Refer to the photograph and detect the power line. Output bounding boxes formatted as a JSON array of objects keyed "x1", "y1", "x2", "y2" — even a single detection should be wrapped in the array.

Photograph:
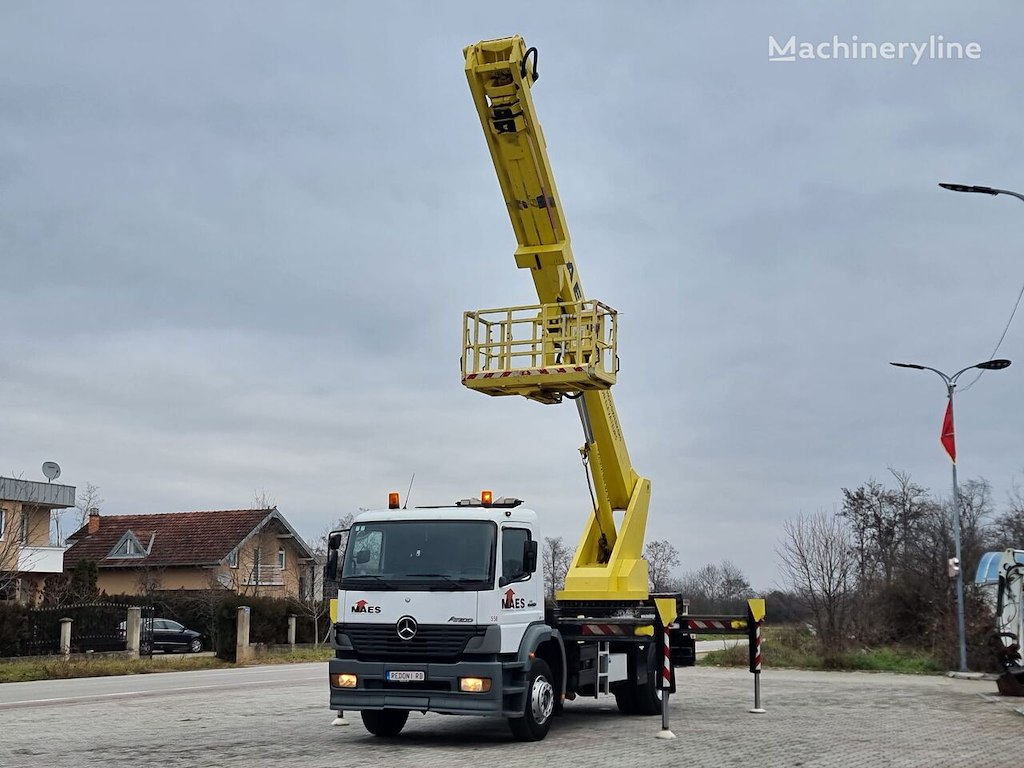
[{"x1": 959, "y1": 277, "x2": 1024, "y2": 393}]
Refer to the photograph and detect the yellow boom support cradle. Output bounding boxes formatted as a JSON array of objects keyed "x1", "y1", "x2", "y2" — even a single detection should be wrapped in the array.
[{"x1": 464, "y1": 36, "x2": 651, "y2": 600}]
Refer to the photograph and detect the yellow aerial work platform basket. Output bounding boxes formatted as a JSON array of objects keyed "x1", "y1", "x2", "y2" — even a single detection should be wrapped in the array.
[{"x1": 461, "y1": 300, "x2": 618, "y2": 404}]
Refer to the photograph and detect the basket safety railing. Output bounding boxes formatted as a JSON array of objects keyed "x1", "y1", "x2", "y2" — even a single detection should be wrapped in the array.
[{"x1": 461, "y1": 300, "x2": 617, "y2": 393}]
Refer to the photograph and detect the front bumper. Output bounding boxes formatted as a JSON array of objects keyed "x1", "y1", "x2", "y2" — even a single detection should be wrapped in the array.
[{"x1": 328, "y1": 658, "x2": 524, "y2": 717}]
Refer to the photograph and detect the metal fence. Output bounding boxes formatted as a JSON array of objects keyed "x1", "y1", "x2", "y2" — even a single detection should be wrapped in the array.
[{"x1": 23, "y1": 602, "x2": 154, "y2": 657}]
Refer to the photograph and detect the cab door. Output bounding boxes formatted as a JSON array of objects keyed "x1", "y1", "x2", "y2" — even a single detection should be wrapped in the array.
[{"x1": 497, "y1": 525, "x2": 542, "y2": 653}]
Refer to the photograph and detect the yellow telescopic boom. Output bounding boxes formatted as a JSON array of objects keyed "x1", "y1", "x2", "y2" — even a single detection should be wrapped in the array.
[{"x1": 463, "y1": 36, "x2": 650, "y2": 600}]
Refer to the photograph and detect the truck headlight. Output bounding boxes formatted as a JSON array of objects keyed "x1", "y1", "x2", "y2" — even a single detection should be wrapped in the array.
[
  {"x1": 331, "y1": 673, "x2": 358, "y2": 688},
  {"x1": 459, "y1": 677, "x2": 491, "y2": 693}
]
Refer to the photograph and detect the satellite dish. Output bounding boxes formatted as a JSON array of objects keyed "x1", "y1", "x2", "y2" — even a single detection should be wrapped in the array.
[{"x1": 42, "y1": 461, "x2": 61, "y2": 482}]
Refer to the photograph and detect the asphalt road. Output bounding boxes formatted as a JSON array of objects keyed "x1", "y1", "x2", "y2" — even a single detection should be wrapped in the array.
[{"x1": 2, "y1": 659, "x2": 1021, "y2": 768}]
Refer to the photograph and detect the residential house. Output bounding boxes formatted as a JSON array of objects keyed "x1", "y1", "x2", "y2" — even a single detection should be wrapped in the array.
[
  {"x1": 0, "y1": 476, "x2": 77, "y2": 602},
  {"x1": 63, "y1": 507, "x2": 316, "y2": 598}
]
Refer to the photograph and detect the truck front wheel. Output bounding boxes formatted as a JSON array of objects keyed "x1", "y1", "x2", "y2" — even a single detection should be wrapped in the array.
[
  {"x1": 508, "y1": 659, "x2": 555, "y2": 741},
  {"x1": 361, "y1": 709, "x2": 409, "y2": 737}
]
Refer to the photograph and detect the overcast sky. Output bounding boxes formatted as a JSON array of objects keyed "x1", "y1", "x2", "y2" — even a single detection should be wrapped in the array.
[{"x1": 3, "y1": 3, "x2": 1022, "y2": 588}]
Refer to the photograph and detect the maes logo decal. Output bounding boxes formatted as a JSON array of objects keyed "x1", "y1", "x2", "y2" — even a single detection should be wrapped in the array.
[
  {"x1": 350, "y1": 599, "x2": 382, "y2": 614},
  {"x1": 502, "y1": 588, "x2": 526, "y2": 610}
]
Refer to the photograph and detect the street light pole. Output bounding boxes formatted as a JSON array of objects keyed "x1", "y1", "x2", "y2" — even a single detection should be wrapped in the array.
[
  {"x1": 939, "y1": 183, "x2": 1024, "y2": 204},
  {"x1": 890, "y1": 358, "x2": 1011, "y2": 672}
]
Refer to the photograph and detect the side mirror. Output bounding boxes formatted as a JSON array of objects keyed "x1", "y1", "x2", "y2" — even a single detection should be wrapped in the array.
[
  {"x1": 328, "y1": 532, "x2": 343, "y2": 551},
  {"x1": 523, "y1": 540, "x2": 538, "y2": 574},
  {"x1": 355, "y1": 549, "x2": 371, "y2": 565},
  {"x1": 325, "y1": 549, "x2": 339, "y2": 582}
]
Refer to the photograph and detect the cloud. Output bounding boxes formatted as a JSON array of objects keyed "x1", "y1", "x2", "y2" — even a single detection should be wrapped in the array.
[{"x1": 3, "y1": 2, "x2": 1023, "y2": 588}]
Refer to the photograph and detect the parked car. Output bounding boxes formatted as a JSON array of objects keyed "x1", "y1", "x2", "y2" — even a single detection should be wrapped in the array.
[
  {"x1": 119, "y1": 618, "x2": 204, "y2": 653},
  {"x1": 152, "y1": 618, "x2": 204, "y2": 653}
]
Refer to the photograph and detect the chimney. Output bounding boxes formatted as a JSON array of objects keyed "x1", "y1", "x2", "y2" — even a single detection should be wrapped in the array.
[{"x1": 88, "y1": 508, "x2": 100, "y2": 534}]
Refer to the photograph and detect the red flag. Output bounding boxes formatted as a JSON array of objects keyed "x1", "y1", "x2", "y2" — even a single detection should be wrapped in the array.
[{"x1": 940, "y1": 399, "x2": 956, "y2": 463}]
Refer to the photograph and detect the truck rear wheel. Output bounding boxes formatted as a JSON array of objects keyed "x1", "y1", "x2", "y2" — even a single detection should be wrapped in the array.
[
  {"x1": 612, "y1": 683, "x2": 637, "y2": 714},
  {"x1": 632, "y1": 642, "x2": 663, "y2": 716},
  {"x1": 361, "y1": 709, "x2": 409, "y2": 737},
  {"x1": 508, "y1": 659, "x2": 555, "y2": 741},
  {"x1": 614, "y1": 643, "x2": 661, "y2": 716}
]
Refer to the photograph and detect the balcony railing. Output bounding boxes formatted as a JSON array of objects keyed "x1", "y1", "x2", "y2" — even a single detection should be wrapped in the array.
[{"x1": 17, "y1": 545, "x2": 66, "y2": 574}]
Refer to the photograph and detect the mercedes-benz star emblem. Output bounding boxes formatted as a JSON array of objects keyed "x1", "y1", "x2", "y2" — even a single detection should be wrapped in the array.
[{"x1": 396, "y1": 615, "x2": 418, "y2": 641}]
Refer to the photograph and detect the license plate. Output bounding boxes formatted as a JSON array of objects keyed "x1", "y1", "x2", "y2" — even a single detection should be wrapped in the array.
[{"x1": 386, "y1": 670, "x2": 425, "y2": 682}]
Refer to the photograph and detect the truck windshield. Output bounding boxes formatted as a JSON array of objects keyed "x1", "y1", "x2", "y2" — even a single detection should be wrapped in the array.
[{"x1": 341, "y1": 520, "x2": 495, "y2": 590}]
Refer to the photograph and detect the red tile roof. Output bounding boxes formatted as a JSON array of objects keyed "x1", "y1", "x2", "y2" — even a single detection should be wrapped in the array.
[{"x1": 63, "y1": 508, "x2": 294, "y2": 569}]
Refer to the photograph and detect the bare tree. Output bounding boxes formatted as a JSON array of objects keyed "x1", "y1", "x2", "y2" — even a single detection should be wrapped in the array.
[
  {"x1": 692, "y1": 563, "x2": 723, "y2": 603},
  {"x1": 74, "y1": 483, "x2": 104, "y2": 531},
  {"x1": 0, "y1": 522, "x2": 23, "y2": 600},
  {"x1": 840, "y1": 469, "x2": 929, "y2": 586},
  {"x1": 994, "y1": 479, "x2": 1024, "y2": 547},
  {"x1": 240, "y1": 527, "x2": 276, "y2": 598},
  {"x1": 298, "y1": 511, "x2": 357, "y2": 643},
  {"x1": 253, "y1": 488, "x2": 276, "y2": 510},
  {"x1": 39, "y1": 572, "x2": 75, "y2": 606},
  {"x1": 542, "y1": 536, "x2": 572, "y2": 602},
  {"x1": 677, "y1": 560, "x2": 752, "y2": 613},
  {"x1": 313, "y1": 511, "x2": 358, "y2": 559},
  {"x1": 777, "y1": 511, "x2": 856, "y2": 660},
  {"x1": 717, "y1": 559, "x2": 752, "y2": 606},
  {"x1": 135, "y1": 563, "x2": 166, "y2": 598},
  {"x1": 644, "y1": 539, "x2": 680, "y2": 592}
]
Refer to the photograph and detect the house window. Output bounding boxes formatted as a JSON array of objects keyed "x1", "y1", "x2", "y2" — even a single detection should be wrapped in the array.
[
  {"x1": 227, "y1": 550, "x2": 238, "y2": 568},
  {"x1": 110, "y1": 534, "x2": 146, "y2": 558},
  {"x1": 277, "y1": 548, "x2": 286, "y2": 569},
  {"x1": 20, "y1": 512, "x2": 29, "y2": 543},
  {"x1": 0, "y1": 508, "x2": 5, "y2": 540}
]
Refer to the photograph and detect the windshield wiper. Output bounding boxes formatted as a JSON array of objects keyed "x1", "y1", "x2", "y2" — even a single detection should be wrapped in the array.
[
  {"x1": 407, "y1": 573, "x2": 470, "y2": 590},
  {"x1": 341, "y1": 574, "x2": 394, "y2": 590}
]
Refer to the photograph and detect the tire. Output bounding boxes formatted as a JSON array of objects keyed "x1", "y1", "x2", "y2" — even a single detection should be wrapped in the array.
[
  {"x1": 612, "y1": 682, "x2": 637, "y2": 714},
  {"x1": 361, "y1": 709, "x2": 409, "y2": 737},
  {"x1": 631, "y1": 643, "x2": 663, "y2": 716},
  {"x1": 188, "y1": 638, "x2": 203, "y2": 653},
  {"x1": 508, "y1": 659, "x2": 555, "y2": 741}
]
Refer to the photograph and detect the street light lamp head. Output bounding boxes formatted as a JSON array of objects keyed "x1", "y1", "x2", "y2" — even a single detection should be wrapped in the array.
[
  {"x1": 890, "y1": 362, "x2": 926, "y2": 370},
  {"x1": 939, "y1": 182, "x2": 1000, "y2": 196},
  {"x1": 975, "y1": 358, "x2": 1012, "y2": 370}
]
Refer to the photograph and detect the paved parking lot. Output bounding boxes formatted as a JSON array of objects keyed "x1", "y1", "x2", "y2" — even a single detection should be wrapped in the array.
[{"x1": 2, "y1": 663, "x2": 1021, "y2": 767}]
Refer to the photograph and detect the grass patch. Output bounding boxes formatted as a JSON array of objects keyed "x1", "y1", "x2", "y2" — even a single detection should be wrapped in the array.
[
  {"x1": 701, "y1": 625, "x2": 943, "y2": 674},
  {"x1": 0, "y1": 647, "x2": 333, "y2": 684},
  {"x1": 843, "y1": 646, "x2": 943, "y2": 674},
  {"x1": 256, "y1": 647, "x2": 334, "y2": 663}
]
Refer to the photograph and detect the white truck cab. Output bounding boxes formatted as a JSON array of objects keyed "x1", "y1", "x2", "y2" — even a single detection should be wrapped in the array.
[
  {"x1": 327, "y1": 495, "x2": 566, "y2": 740},
  {"x1": 338, "y1": 499, "x2": 545, "y2": 653}
]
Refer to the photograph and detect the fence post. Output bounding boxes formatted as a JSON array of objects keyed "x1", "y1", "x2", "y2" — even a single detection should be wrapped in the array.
[
  {"x1": 59, "y1": 617, "x2": 72, "y2": 660},
  {"x1": 236, "y1": 605, "x2": 251, "y2": 663},
  {"x1": 288, "y1": 615, "x2": 297, "y2": 648},
  {"x1": 126, "y1": 607, "x2": 141, "y2": 658}
]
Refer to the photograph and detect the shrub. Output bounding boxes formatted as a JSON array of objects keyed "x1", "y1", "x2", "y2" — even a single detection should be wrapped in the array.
[{"x1": 0, "y1": 603, "x2": 28, "y2": 657}]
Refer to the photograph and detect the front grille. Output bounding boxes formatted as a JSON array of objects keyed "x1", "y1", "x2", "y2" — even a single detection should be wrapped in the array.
[
  {"x1": 376, "y1": 680, "x2": 452, "y2": 692},
  {"x1": 341, "y1": 624, "x2": 482, "y2": 660}
]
